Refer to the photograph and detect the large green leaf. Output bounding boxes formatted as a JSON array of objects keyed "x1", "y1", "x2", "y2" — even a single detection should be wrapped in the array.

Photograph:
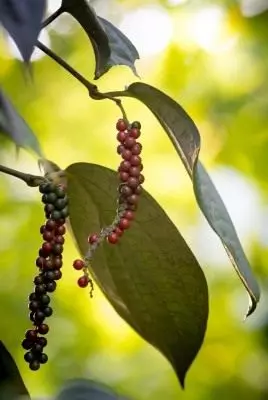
[
  {"x1": 65, "y1": 162, "x2": 208, "y2": 387},
  {"x1": 118, "y1": 81, "x2": 260, "y2": 316},
  {"x1": 0, "y1": 89, "x2": 43, "y2": 156}
]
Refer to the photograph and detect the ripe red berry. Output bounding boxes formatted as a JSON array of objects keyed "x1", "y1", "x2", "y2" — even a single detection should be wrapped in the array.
[
  {"x1": 131, "y1": 143, "x2": 142, "y2": 155},
  {"x1": 116, "y1": 119, "x2": 127, "y2": 131},
  {"x1": 73, "y1": 259, "x2": 85, "y2": 270},
  {"x1": 36, "y1": 257, "x2": 45, "y2": 268},
  {"x1": 129, "y1": 128, "x2": 141, "y2": 139},
  {"x1": 119, "y1": 218, "x2": 131, "y2": 230},
  {"x1": 129, "y1": 166, "x2": 141, "y2": 177},
  {"x1": 88, "y1": 234, "x2": 98, "y2": 244},
  {"x1": 119, "y1": 172, "x2": 129, "y2": 182},
  {"x1": 55, "y1": 235, "x2": 65, "y2": 244},
  {"x1": 117, "y1": 131, "x2": 127, "y2": 143},
  {"x1": 124, "y1": 137, "x2": 136, "y2": 149},
  {"x1": 43, "y1": 231, "x2": 54, "y2": 242},
  {"x1": 78, "y1": 276, "x2": 89, "y2": 288},
  {"x1": 117, "y1": 144, "x2": 125, "y2": 155},
  {"x1": 130, "y1": 155, "x2": 141, "y2": 166},
  {"x1": 119, "y1": 160, "x2": 131, "y2": 172},
  {"x1": 123, "y1": 210, "x2": 135, "y2": 220},
  {"x1": 121, "y1": 149, "x2": 132, "y2": 160},
  {"x1": 127, "y1": 177, "x2": 139, "y2": 188},
  {"x1": 127, "y1": 194, "x2": 139, "y2": 205},
  {"x1": 55, "y1": 225, "x2": 66, "y2": 235},
  {"x1": 107, "y1": 232, "x2": 118, "y2": 244},
  {"x1": 114, "y1": 227, "x2": 123, "y2": 237},
  {"x1": 45, "y1": 220, "x2": 56, "y2": 231},
  {"x1": 42, "y1": 242, "x2": 52, "y2": 255},
  {"x1": 25, "y1": 329, "x2": 37, "y2": 341}
]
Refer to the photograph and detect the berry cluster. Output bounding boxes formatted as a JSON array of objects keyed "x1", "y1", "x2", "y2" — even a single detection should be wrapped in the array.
[
  {"x1": 22, "y1": 182, "x2": 68, "y2": 371},
  {"x1": 72, "y1": 119, "x2": 144, "y2": 289}
]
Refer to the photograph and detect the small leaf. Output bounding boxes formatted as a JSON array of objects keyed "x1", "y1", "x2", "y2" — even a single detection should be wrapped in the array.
[
  {"x1": 0, "y1": 89, "x2": 43, "y2": 156},
  {"x1": 0, "y1": 341, "x2": 30, "y2": 400},
  {"x1": 97, "y1": 17, "x2": 139, "y2": 79},
  {"x1": 193, "y1": 161, "x2": 260, "y2": 316},
  {"x1": 0, "y1": 0, "x2": 46, "y2": 62},
  {"x1": 56, "y1": 379, "x2": 128, "y2": 400},
  {"x1": 61, "y1": 0, "x2": 139, "y2": 79},
  {"x1": 124, "y1": 82, "x2": 200, "y2": 175},
  {"x1": 120, "y1": 82, "x2": 260, "y2": 316},
  {"x1": 65, "y1": 162, "x2": 208, "y2": 387}
]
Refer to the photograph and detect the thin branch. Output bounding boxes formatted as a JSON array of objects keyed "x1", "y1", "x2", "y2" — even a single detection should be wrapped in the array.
[
  {"x1": 42, "y1": 7, "x2": 64, "y2": 29},
  {"x1": 0, "y1": 165, "x2": 45, "y2": 187},
  {"x1": 36, "y1": 41, "x2": 128, "y2": 118}
]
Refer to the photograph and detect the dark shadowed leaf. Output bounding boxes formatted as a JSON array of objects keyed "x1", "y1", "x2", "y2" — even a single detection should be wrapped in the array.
[
  {"x1": 0, "y1": 0, "x2": 46, "y2": 62},
  {"x1": 193, "y1": 161, "x2": 260, "y2": 316},
  {"x1": 124, "y1": 82, "x2": 200, "y2": 175},
  {"x1": 0, "y1": 341, "x2": 30, "y2": 400},
  {"x1": 61, "y1": 0, "x2": 139, "y2": 79},
  {"x1": 120, "y1": 82, "x2": 260, "y2": 316},
  {"x1": 98, "y1": 17, "x2": 139, "y2": 78},
  {"x1": 0, "y1": 90, "x2": 43, "y2": 156},
  {"x1": 56, "y1": 379, "x2": 128, "y2": 400},
  {"x1": 65, "y1": 162, "x2": 208, "y2": 387}
]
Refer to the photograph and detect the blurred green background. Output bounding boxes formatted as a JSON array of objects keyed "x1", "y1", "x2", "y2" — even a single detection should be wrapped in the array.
[{"x1": 1, "y1": 0, "x2": 268, "y2": 398}]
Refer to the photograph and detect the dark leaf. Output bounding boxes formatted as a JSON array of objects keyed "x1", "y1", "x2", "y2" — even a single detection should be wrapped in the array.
[
  {"x1": 98, "y1": 17, "x2": 139, "y2": 78},
  {"x1": 124, "y1": 82, "x2": 200, "y2": 175},
  {"x1": 193, "y1": 161, "x2": 260, "y2": 316},
  {"x1": 61, "y1": 0, "x2": 139, "y2": 79},
  {"x1": 0, "y1": 341, "x2": 30, "y2": 400},
  {"x1": 121, "y1": 82, "x2": 260, "y2": 316},
  {"x1": 56, "y1": 379, "x2": 128, "y2": 400},
  {"x1": 0, "y1": 0, "x2": 46, "y2": 62},
  {"x1": 0, "y1": 89, "x2": 43, "y2": 156},
  {"x1": 65, "y1": 162, "x2": 209, "y2": 387}
]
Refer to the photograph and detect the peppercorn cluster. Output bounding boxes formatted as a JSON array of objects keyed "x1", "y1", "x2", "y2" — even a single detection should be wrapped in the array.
[
  {"x1": 21, "y1": 182, "x2": 68, "y2": 371},
  {"x1": 72, "y1": 119, "x2": 144, "y2": 289}
]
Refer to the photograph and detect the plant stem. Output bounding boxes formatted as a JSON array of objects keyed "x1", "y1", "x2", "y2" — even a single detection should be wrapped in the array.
[
  {"x1": 42, "y1": 7, "x2": 64, "y2": 28},
  {"x1": 0, "y1": 165, "x2": 45, "y2": 187},
  {"x1": 35, "y1": 41, "x2": 128, "y2": 117}
]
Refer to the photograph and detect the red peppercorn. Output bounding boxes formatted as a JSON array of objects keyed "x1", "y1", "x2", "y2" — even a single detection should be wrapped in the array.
[
  {"x1": 129, "y1": 128, "x2": 141, "y2": 139},
  {"x1": 36, "y1": 257, "x2": 45, "y2": 268},
  {"x1": 88, "y1": 234, "x2": 98, "y2": 244},
  {"x1": 43, "y1": 231, "x2": 54, "y2": 242},
  {"x1": 119, "y1": 185, "x2": 132, "y2": 197},
  {"x1": 131, "y1": 143, "x2": 142, "y2": 155},
  {"x1": 55, "y1": 225, "x2": 66, "y2": 235},
  {"x1": 25, "y1": 329, "x2": 37, "y2": 341},
  {"x1": 121, "y1": 149, "x2": 132, "y2": 160},
  {"x1": 42, "y1": 242, "x2": 52, "y2": 255},
  {"x1": 127, "y1": 177, "x2": 139, "y2": 188},
  {"x1": 114, "y1": 226, "x2": 124, "y2": 237},
  {"x1": 55, "y1": 235, "x2": 65, "y2": 244},
  {"x1": 130, "y1": 155, "x2": 141, "y2": 166},
  {"x1": 119, "y1": 172, "x2": 129, "y2": 182},
  {"x1": 38, "y1": 324, "x2": 49, "y2": 335},
  {"x1": 129, "y1": 166, "x2": 141, "y2": 177},
  {"x1": 117, "y1": 131, "x2": 127, "y2": 143},
  {"x1": 107, "y1": 232, "x2": 118, "y2": 244},
  {"x1": 123, "y1": 210, "x2": 135, "y2": 220},
  {"x1": 78, "y1": 276, "x2": 89, "y2": 288},
  {"x1": 124, "y1": 137, "x2": 136, "y2": 149},
  {"x1": 119, "y1": 218, "x2": 131, "y2": 230},
  {"x1": 73, "y1": 259, "x2": 85, "y2": 270},
  {"x1": 119, "y1": 160, "x2": 131, "y2": 172},
  {"x1": 127, "y1": 194, "x2": 139, "y2": 205},
  {"x1": 116, "y1": 119, "x2": 127, "y2": 131},
  {"x1": 46, "y1": 220, "x2": 56, "y2": 231}
]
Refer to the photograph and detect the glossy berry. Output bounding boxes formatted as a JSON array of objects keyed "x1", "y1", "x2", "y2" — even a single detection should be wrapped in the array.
[
  {"x1": 42, "y1": 242, "x2": 52, "y2": 255},
  {"x1": 123, "y1": 210, "x2": 135, "y2": 220},
  {"x1": 43, "y1": 259, "x2": 54, "y2": 270},
  {"x1": 119, "y1": 185, "x2": 132, "y2": 197},
  {"x1": 139, "y1": 174, "x2": 145, "y2": 184},
  {"x1": 122, "y1": 149, "x2": 132, "y2": 160},
  {"x1": 119, "y1": 218, "x2": 131, "y2": 230},
  {"x1": 117, "y1": 131, "x2": 127, "y2": 143},
  {"x1": 129, "y1": 166, "x2": 141, "y2": 177},
  {"x1": 22, "y1": 339, "x2": 33, "y2": 350},
  {"x1": 39, "y1": 353, "x2": 48, "y2": 364},
  {"x1": 32, "y1": 343, "x2": 43, "y2": 353},
  {"x1": 35, "y1": 311, "x2": 45, "y2": 323},
  {"x1": 78, "y1": 276, "x2": 89, "y2": 288},
  {"x1": 46, "y1": 281, "x2": 56, "y2": 292},
  {"x1": 52, "y1": 244, "x2": 63, "y2": 255},
  {"x1": 35, "y1": 284, "x2": 47, "y2": 295},
  {"x1": 61, "y1": 207, "x2": 69, "y2": 218},
  {"x1": 46, "y1": 220, "x2": 56, "y2": 231},
  {"x1": 124, "y1": 137, "x2": 136, "y2": 149},
  {"x1": 73, "y1": 259, "x2": 85, "y2": 270},
  {"x1": 116, "y1": 119, "x2": 128, "y2": 131},
  {"x1": 37, "y1": 337, "x2": 47, "y2": 347},
  {"x1": 44, "y1": 203, "x2": 55, "y2": 214},
  {"x1": 40, "y1": 294, "x2": 50, "y2": 305},
  {"x1": 24, "y1": 351, "x2": 35, "y2": 363},
  {"x1": 119, "y1": 160, "x2": 131, "y2": 172},
  {"x1": 131, "y1": 121, "x2": 141, "y2": 129},
  {"x1": 53, "y1": 257, "x2": 63, "y2": 269},
  {"x1": 55, "y1": 225, "x2": 66, "y2": 235},
  {"x1": 130, "y1": 155, "x2": 141, "y2": 166},
  {"x1": 119, "y1": 172, "x2": 129, "y2": 182},
  {"x1": 127, "y1": 194, "x2": 139, "y2": 205},
  {"x1": 114, "y1": 227, "x2": 123, "y2": 237},
  {"x1": 42, "y1": 231, "x2": 54, "y2": 242},
  {"x1": 26, "y1": 330, "x2": 37, "y2": 341},
  {"x1": 129, "y1": 128, "x2": 141, "y2": 139},
  {"x1": 29, "y1": 301, "x2": 39, "y2": 311},
  {"x1": 30, "y1": 360, "x2": 40, "y2": 371},
  {"x1": 55, "y1": 186, "x2": 66, "y2": 198},
  {"x1": 107, "y1": 233, "x2": 118, "y2": 244},
  {"x1": 51, "y1": 210, "x2": 62, "y2": 220},
  {"x1": 40, "y1": 225, "x2": 46, "y2": 234},
  {"x1": 43, "y1": 306, "x2": 53, "y2": 317},
  {"x1": 38, "y1": 324, "x2": 49, "y2": 335},
  {"x1": 34, "y1": 275, "x2": 43, "y2": 285},
  {"x1": 29, "y1": 292, "x2": 37, "y2": 301},
  {"x1": 117, "y1": 144, "x2": 124, "y2": 154},
  {"x1": 53, "y1": 270, "x2": 62, "y2": 280},
  {"x1": 46, "y1": 192, "x2": 57, "y2": 204},
  {"x1": 88, "y1": 234, "x2": 98, "y2": 244},
  {"x1": 55, "y1": 198, "x2": 68, "y2": 210},
  {"x1": 131, "y1": 143, "x2": 142, "y2": 155},
  {"x1": 36, "y1": 257, "x2": 44, "y2": 268},
  {"x1": 127, "y1": 177, "x2": 139, "y2": 188}
]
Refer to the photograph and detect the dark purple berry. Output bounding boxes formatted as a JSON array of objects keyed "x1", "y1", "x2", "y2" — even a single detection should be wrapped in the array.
[
  {"x1": 43, "y1": 307, "x2": 53, "y2": 317},
  {"x1": 46, "y1": 281, "x2": 56, "y2": 292},
  {"x1": 29, "y1": 360, "x2": 40, "y2": 371},
  {"x1": 24, "y1": 351, "x2": 35, "y2": 363},
  {"x1": 46, "y1": 220, "x2": 56, "y2": 231},
  {"x1": 35, "y1": 284, "x2": 46, "y2": 295},
  {"x1": 40, "y1": 294, "x2": 50, "y2": 305},
  {"x1": 34, "y1": 275, "x2": 43, "y2": 285},
  {"x1": 39, "y1": 353, "x2": 48, "y2": 364},
  {"x1": 25, "y1": 330, "x2": 37, "y2": 341},
  {"x1": 37, "y1": 337, "x2": 47, "y2": 347},
  {"x1": 35, "y1": 310, "x2": 45, "y2": 323},
  {"x1": 38, "y1": 324, "x2": 49, "y2": 335},
  {"x1": 53, "y1": 244, "x2": 63, "y2": 255},
  {"x1": 53, "y1": 270, "x2": 62, "y2": 280},
  {"x1": 29, "y1": 301, "x2": 40, "y2": 312},
  {"x1": 22, "y1": 339, "x2": 33, "y2": 350}
]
